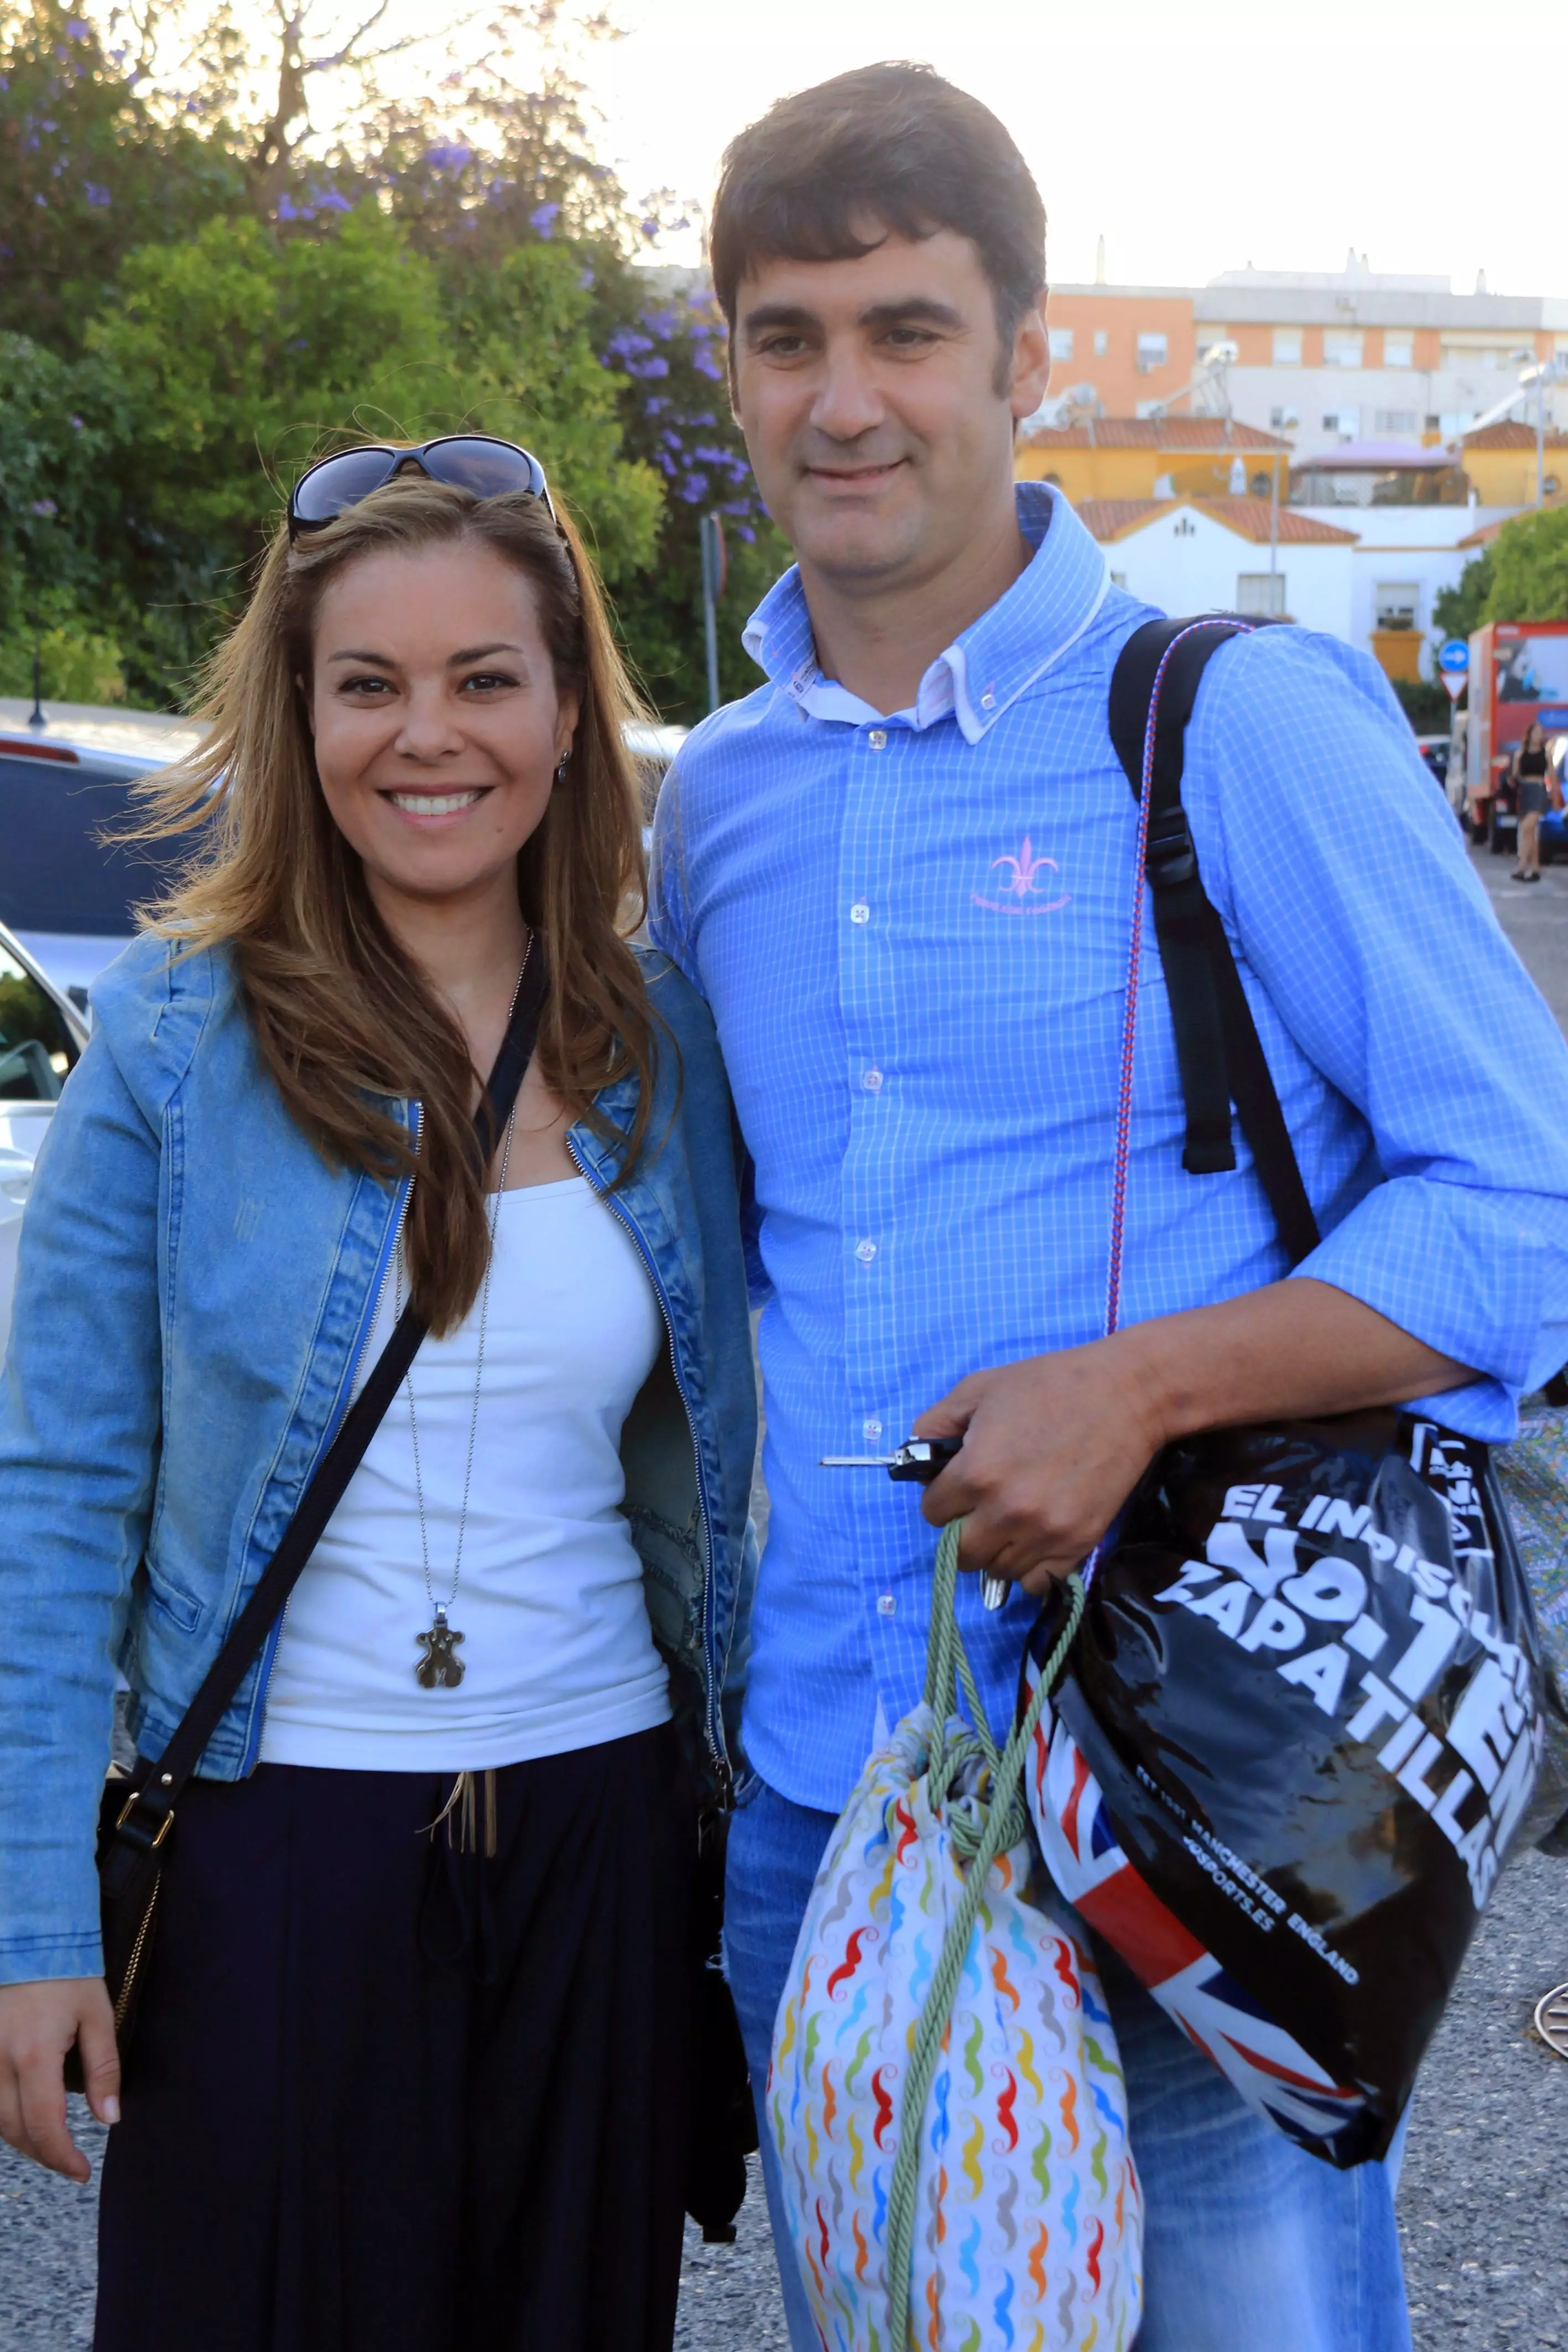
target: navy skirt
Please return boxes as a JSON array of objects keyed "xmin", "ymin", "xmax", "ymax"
[{"xmin": 95, "ymin": 1726, "xmax": 693, "ymax": 2352}]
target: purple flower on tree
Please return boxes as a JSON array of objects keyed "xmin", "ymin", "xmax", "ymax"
[
  {"xmin": 423, "ymin": 143, "xmax": 473, "ymax": 173},
  {"xmin": 530, "ymin": 201, "xmax": 560, "ymax": 237},
  {"xmin": 82, "ymin": 182, "xmax": 110, "ymax": 207}
]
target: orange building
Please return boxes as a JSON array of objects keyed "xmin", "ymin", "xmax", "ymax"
[
  {"xmin": 1016, "ymin": 417, "xmax": 1290, "ymax": 506},
  {"xmin": 1042, "ymin": 287, "xmax": 1198, "ymax": 418},
  {"xmin": 1457, "ymin": 421, "xmax": 1568, "ymax": 508}
]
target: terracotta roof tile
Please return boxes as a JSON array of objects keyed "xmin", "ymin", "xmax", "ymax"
[
  {"xmin": 1076, "ymin": 496, "xmax": 1357, "ymax": 546},
  {"xmin": 1460, "ymin": 420, "xmax": 1568, "ymax": 450},
  {"xmin": 1023, "ymin": 416, "xmax": 1288, "ymax": 452}
]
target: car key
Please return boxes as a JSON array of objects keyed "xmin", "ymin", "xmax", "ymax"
[{"xmin": 819, "ymin": 1437, "xmax": 1010, "ymax": 1609}]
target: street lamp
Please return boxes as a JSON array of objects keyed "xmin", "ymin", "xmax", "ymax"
[{"xmin": 1507, "ymin": 350, "xmax": 1566, "ymax": 506}]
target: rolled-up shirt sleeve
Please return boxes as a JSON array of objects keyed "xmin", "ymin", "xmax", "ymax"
[{"xmin": 1188, "ymin": 623, "xmax": 1568, "ymax": 1439}]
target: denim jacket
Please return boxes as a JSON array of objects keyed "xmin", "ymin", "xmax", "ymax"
[{"xmin": 0, "ymin": 935, "xmax": 758, "ymax": 1985}]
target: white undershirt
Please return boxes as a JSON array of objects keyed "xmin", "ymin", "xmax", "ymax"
[{"xmin": 259, "ymin": 1177, "xmax": 670, "ymax": 1770}]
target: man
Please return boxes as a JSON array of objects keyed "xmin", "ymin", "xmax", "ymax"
[{"xmin": 649, "ymin": 63, "xmax": 1568, "ymax": 2350}]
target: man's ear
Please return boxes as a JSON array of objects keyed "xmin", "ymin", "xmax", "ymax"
[{"xmin": 1008, "ymin": 292, "xmax": 1051, "ymax": 423}]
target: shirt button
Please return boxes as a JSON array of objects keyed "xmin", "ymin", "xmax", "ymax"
[
  {"xmin": 863, "ymin": 1067, "xmax": 884, "ymax": 1092},
  {"xmin": 868, "ymin": 729, "xmax": 887, "ymax": 750},
  {"xmin": 855, "ymin": 1239, "xmax": 878, "ymax": 1265},
  {"xmin": 850, "ymin": 901, "xmax": 870, "ymax": 925},
  {"xmin": 981, "ymin": 689, "xmax": 996, "ymax": 710},
  {"xmin": 877, "ymin": 1593, "xmax": 897, "ymax": 1617},
  {"xmin": 863, "ymin": 1416, "xmax": 883, "ymax": 1443}
]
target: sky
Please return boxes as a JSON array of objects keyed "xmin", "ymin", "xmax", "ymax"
[{"xmin": 584, "ymin": 0, "xmax": 1568, "ymax": 299}]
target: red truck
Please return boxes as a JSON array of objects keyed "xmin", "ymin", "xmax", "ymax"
[{"xmin": 1465, "ymin": 618, "xmax": 1568, "ymax": 854}]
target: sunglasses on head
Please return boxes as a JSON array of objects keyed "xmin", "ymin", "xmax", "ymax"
[{"xmin": 287, "ymin": 435, "xmax": 556, "ymax": 543}]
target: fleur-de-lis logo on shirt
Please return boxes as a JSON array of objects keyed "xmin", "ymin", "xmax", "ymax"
[{"xmin": 973, "ymin": 835, "xmax": 1070, "ymax": 917}]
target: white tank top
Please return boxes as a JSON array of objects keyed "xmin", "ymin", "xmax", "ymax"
[{"xmin": 259, "ymin": 1177, "xmax": 670, "ymax": 1770}]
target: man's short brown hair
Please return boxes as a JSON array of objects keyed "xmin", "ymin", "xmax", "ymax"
[{"xmin": 710, "ymin": 63, "xmax": 1046, "ymax": 349}]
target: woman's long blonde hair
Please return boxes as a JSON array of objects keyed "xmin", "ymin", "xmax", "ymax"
[{"xmin": 139, "ymin": 474, "xmax": 657, "ymax": 1334}]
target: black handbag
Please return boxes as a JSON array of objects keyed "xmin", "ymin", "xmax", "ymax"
[
  {"xmin": 1019, "ymin": 618, "xmax": 1552, "ymax": 2167},
  {"xmin": 67, "ymin": 946, "xmax": 548, "ymax": 2091}
]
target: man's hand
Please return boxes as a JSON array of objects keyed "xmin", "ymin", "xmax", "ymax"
[
  {"xmin": 915, "ymin": 1278, "xmax": 1471, "ymax": 1594},
  {"xmin": 0, "ymin": 1978, "xmax": 119, "ymax": 2182},
  {"xmin": 915, "ymin": 1335, "xmax": 1165, "ymax": 1593}
]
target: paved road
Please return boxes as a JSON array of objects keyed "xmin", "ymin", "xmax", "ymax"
[{"xmin": 3, "ymin": 834, "xmax": 1564, "ymax": 2348}]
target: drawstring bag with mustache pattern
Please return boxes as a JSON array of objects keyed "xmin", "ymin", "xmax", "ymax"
[{"xmin": 768, "ymin": 1522, "xmax": 1142, "ymax": 2351}]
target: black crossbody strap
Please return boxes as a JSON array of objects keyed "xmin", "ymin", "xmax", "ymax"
[
  {"xmin": 103, "ymin": 942, "xmax": 549, "ymax": 1887},
  {"xmin": 1108, "ymin": 616, "xmax": 1321, "ymax": 1268}
]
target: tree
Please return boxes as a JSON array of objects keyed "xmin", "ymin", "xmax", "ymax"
[
  {"xmin": 0, "ymin": 330, "xmax": 133, "ymax": 691},
  {"xmin": 1485, "ymin": 506, "xmax": 1568, "ymax": 623},
  {"xmin": 1431, "ymin": 550, "xmax": 1494, "ymax": 649},
  {"xmin": 594, "ymin": 272, "xmax": 788, "ymax": 719},
  {"xmin": 0, "ymin": 3, "xmax": 241, "ymax": 347}
]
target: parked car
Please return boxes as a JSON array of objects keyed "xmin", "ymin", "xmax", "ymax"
[
  {"xmin": 0, "ymin": 918, "xmax": 88, "ymax": 1348},
  {"xmin": 1413, "ymin": 734, "xmax": 1451, "ymax": 793},
  {"xmin": 0, "ymin": 698, "xmax": 205, "ymax": 1003}
]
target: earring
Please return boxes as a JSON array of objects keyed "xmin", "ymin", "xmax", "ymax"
[{"xmin": 555, "ymin": 753, "xmax": 570, "ymax": 783}]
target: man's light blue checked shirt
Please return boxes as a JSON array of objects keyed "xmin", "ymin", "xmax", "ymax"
[{"xmin": 649, "ymin": 483, "xmax": 1568, "ymax": 1817}]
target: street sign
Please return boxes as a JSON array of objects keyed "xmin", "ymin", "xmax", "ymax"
[
  {"xmin": 1437, "ymin": 638, "xmax": 1470, "ymax": 675},
  {"xmin": 1442, "ymin": 672, "xmax": 1466, "ymax": 703}
]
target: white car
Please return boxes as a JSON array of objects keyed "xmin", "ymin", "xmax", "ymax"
[{"xmin": 0, "ymin": 920, "xmax": 89, "ymax": 1349}]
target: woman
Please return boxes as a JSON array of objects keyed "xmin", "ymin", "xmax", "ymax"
[
  {"xmin": 0, "ymin": 439, "xmax": 758, "ymax": 2351},
  {"xmin": 1510, "ymin": 718, "xmax": 1558, "ymax": 881}
]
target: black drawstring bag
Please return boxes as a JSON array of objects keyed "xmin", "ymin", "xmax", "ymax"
[{"xmin": 1021, "ymin": 619, "xmax": 1550, "ymax": 2169}]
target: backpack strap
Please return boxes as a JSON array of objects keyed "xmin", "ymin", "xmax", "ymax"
[{"xmin": 1108, "ymin": 616, "xmax": 1321, "ymax": 1268}]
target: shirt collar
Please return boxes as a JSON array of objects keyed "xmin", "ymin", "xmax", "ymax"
[{"xmin": 741, "ymin": 482, "xmax": 1109, "ymax": 745}]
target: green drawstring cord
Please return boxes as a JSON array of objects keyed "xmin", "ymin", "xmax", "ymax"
[{"xmin": 883, "ymin": 1523, "xmax": 1084, "ymax": 2351}]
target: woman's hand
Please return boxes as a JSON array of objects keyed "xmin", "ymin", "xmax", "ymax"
[{"xmin": 0, "ymin": 1978, "xmax": 119, "ymax": 2182}]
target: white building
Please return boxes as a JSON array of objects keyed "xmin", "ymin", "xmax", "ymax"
[{"xmin": 1080, "ymin": 498, "xmax": 1357, "ymax": 639}]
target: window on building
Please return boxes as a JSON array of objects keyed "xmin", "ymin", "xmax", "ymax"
[
  {"xmin": 1049, "ymin": 326, "xmax": 1075, "ymax": 361},
  {"xmin": 1324, "ymin": 330, "xmax": 1364, "ymax": 368},
  {"xmin": 1374, "ymin": 409, "xmax": 1419, "ymax": 435},
  {"xmin": 1383, "ymin": 335, "xmax": 1414, "ymax": 368},
  {"xmin": 1272, "ymin": 329, "xmax": 1302, "ymax": 365},
  {"xmin": 1093, "ymin": 330, "xmax": 1108, "ymax": 357},
  {"xmin": 1321, "ymin": 408, "xmax": 1361, "ymax": 437},
  {"xmin": 1135, "ymin": 331, "xmax": 1169, "ymax": 374},
  {"xmin": 1236, "ymin": 574, "xmax": 1287, "ymax": 617},
  {"xmin": 1374, "ymin": 583, "xmax": 1420, "ymax": 631}
]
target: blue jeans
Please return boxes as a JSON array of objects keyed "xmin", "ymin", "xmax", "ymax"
[{"xmin": 725, "ymin": 1778, "xmax": 1413, "ymax": 2352}]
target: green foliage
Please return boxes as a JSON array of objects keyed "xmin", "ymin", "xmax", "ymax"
[
  {"xmin": 0, "ymin": 4, "xmax": 243, "ymax": 349},
  {"xmin": 1485, "ymin": 506, "xmax": 1568, "ymax": 623},
  {"xmin": 0, "ymin": 623, "xmax": 126, "ymax": 703},
  {"xmin": 440, "ymin": 242, "xmax": 663, "ymax": 586},
  {"xmin": 1432, "ymin": 551, "xmax": 1494, "ymax": 649},
  {"xmin": 1389, "ymin": 678, "xmax": 1451, "ymax": 733},
  {"xmin": 0, "ymin": 3, "xmax": 775, "ymax": 716},
  {"xmin": 87, "ymin": 209, "xmax": 455, "ymax": 545},
  {"xmin": 590, "ymin": 269, "xmax": 786, "ymax": 719}
]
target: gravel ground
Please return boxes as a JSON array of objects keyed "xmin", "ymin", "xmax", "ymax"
[{"xmin": 6, "ymin": 1845, "xmax": 1561, "ymax": 2350}]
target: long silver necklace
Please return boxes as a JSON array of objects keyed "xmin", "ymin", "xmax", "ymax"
[
  {"xmin": 402, "ymin": 1100, "xmax": 514, "ymax": 1688},
  {"xmin": 402, "ymin": 947, "xmax": 530, "ymax": 1688}
]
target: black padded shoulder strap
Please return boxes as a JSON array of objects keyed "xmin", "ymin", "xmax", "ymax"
[
  {"xmin": 1108, "ymin": 616, "xmax": 1320, "ymax": 1268},
  {"xmin": 103, "ymin": 941, "xmax": 549, "ymax": 1887}
]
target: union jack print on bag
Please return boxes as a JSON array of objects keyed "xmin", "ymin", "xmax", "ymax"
[{"xmin": 1023, "ymin": 1678, "xmax": 1369, "ymax": 2160}]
